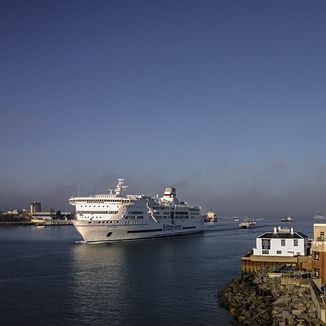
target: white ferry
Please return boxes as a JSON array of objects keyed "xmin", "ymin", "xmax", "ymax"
[
  {"xmin": 69, "ymin": 179, "xmax": 204, "ymax": 242},
  {"xmin": 239, "ymin": 218, "xmax": 257, "ymax": 229}
]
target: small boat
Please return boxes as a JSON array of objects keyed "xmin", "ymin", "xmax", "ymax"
[
  {"xmin": 36, "ymin": 223, "xmax": 45, "ymax": 228},
  {"xmin": 281, "ymin": 215, "xmax": 292, "ymax": 222},
  {"xmin": 239, "ymin": 218, "xmax": 256, "ymax": 229},
  {"xmin": 313, "ymin": 213, "xmax": 326, "ymax": 220}
]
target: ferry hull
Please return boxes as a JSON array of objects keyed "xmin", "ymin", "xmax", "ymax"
[{"xmin": 73, "ymin": 219, "xmax": 204, "ymax": 242}]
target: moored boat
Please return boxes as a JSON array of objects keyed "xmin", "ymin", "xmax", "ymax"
[{"xmin": 69, "ymin": 179, "xmax": 204, "ymax": 242}]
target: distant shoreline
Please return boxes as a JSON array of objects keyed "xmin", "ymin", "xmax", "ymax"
[
  {"xmin": 0, "ymin": 221, "xmax": 73, "ymax": 226},
  {"xmin": 0, "ymin": 222, "xmax": 34, "ymax": 226}
]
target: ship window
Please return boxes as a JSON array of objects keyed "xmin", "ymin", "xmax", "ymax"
[{"xmin": 106, "ymin": 232, "xmax": 112, "ymax": 237}]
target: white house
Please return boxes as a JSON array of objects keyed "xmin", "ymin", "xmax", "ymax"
[{"xmin": 253, "ymin": 226, "xmax": 310, "ymax": 257}]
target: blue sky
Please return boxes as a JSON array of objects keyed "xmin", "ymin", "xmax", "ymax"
[{"xmin": 1, "ymin": 0, "xmax": 326, "ymax": 218}]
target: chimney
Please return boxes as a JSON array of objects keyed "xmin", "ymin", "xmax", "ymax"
[
  {"xmin": 291, "ymin": 227, "xmax": 294, "ymax": 235},
  {"xmin": 274, "ymin": 227, "xmax": 277, "ymax": 234}
]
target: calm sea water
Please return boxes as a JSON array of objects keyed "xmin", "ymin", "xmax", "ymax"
[{"xmin": 0, "ymin": 217, "xmax": 316, "ymax": 325}]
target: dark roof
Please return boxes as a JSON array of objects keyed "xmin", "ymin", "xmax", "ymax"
[{"xmin": 258, "ymin": 231, "xmax": 308, "ymax": 239}]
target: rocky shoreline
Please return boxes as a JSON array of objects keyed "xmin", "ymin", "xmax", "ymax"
[{"xmin": 218, "ymin": 268, "xmax": 325, "ymax": 325}]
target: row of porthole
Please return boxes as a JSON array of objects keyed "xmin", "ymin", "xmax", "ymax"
[
  {"xmin": 80, "ymin": 205, "xmax": 119, "ymax": 208},
  {"xmin": 90, "ymin": 220, "xmax": 137, "ymax": 225},
  {"xmin": 88, "ymin": 220, "xmax": 119, "ymax": 224}
]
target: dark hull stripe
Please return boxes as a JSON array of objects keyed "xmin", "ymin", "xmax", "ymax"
[
  {"xmin": 83, "ymin": 230, "xmax": 203, "ymax": 243},
  {"xmin": 127, "ymin": 229, "xmax": 162, "ymax": 234}
]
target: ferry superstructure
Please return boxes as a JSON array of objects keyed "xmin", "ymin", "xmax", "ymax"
[{"xmin": 69, "ymin": 179, "xmax": 204, "ymax": 242}]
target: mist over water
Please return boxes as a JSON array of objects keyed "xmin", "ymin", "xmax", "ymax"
[{"xmin": 0, "ymin": 217, "xmax": 315, "ymax": 325}]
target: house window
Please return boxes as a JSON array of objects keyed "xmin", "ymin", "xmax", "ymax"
[
  {"xmin": 281, "ymin": 239, "xmax": 285, "ymax": 246},
  {"xmin": 262, "ymin": 239, "xmax": 270, "ymax": 249},
  {"xmin": 314, "ymin": 268, "xmax": 320, "ymax": 278},
  {"xmin": 277, "ymin": 250, "xmax": 281, "ymax": 254},
  {"xmin": 262, "ymin": 250, "xmax": 269, "ymax": 255},
  {"xmin": 294, "ymin": 239, "xmax": 298, "ymax": 246},
  {"xmin": 314, "ymin": 252, "xmax": 320, "ymax": 260},
  {"xmin": 321, "ymin": 232, "xmax": 325, "ymax": 239}
]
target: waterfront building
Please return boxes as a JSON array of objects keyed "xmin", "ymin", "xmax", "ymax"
[
  {"xmin": 311, "ymin": 224, "xmax": 326, "ymax": 287},
  {"xmin": 242, "ymin": 226, "xmax": 310, "ymax": 273},
  {"xmin": 253, "ymin": 226, "xmax": 310, "ymax": 257}
]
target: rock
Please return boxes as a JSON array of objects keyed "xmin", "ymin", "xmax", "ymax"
[
  {"xmin": 287, "ymin": 316, "xmax": 295, "ymax": 324},
  {"xmin": 218, "ymin": 267, "xmax": 323, "ymax": 325},
  {"xmin": 263, "ymin": 312, "xmax": 270, "ymax": 321},
  {"xmin": 237, "ymin": 315, "xmax": 246, "ymax": 323}
]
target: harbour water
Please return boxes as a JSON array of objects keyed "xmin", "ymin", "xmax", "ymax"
[{"xmin": 0, "ymin": 217, "xmax": 316, "ymax": 325}]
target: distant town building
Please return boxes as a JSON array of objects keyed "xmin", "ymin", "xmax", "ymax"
[
  {"xmin": 30, "ymin": 202, "xmax": 41, "ymax": 215},
  {"xmin": 30, "ymin": 211, "xmax": 73, "ymax": 223}
]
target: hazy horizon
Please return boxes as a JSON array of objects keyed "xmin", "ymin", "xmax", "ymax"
[{"xmin": 1, "ymin": 1, "xmax": 326, "ymax": 218}]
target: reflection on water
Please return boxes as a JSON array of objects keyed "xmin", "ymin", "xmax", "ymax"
[{"xmin": 70, "ymin": 234, "xmax": 234, "ymax": 326}]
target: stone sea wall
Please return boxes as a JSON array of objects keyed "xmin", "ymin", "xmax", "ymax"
[{"xmin": 218, "ymin": 268, "xmax": 325, "ymax": 325}]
